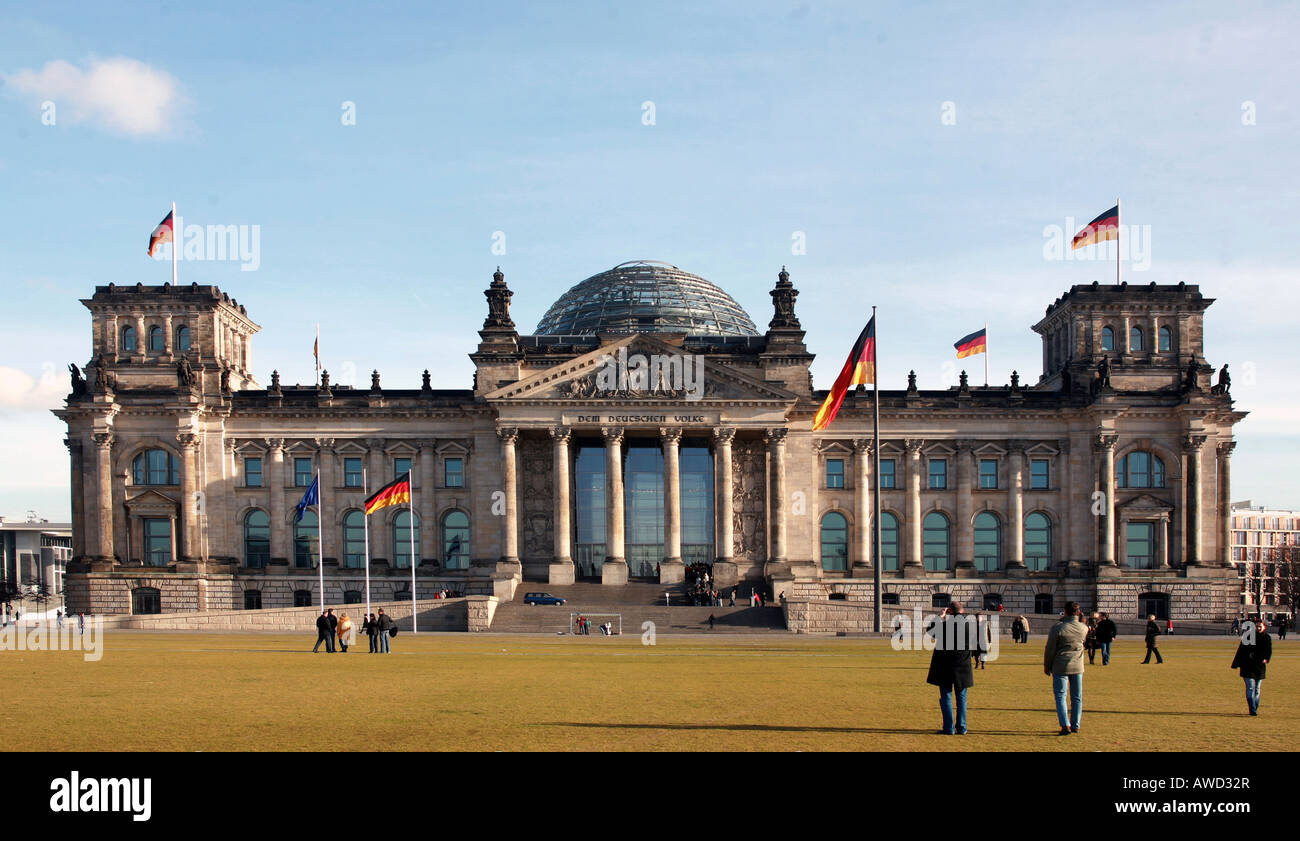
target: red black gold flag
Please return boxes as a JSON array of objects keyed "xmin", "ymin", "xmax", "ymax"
[
  {"xmin": 147, "ymin": 210, "xmax": 175, "ymax": 257},
  {"xmin": 1070, "ymin": 205, "xmax": 1119, "ymax": 249},
  {"xmin": 954, "ymin": 328, "xmax": 987, "ymax": 359},
  {"xmin": 364, "ymin": 473, "xmax": 411, "ymax": 515},
  {"xmin": 812, "ymin": 317, "xmax": 875, "ymax": 432}
]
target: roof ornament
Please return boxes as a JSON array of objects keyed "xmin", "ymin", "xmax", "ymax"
[
  {"xmin": 483, "ymin": 266, "xmax": 515, "ymax": 330},
  {"xmin": 768, "ymin": 265, "xmax": 801, "ymax": 331}
]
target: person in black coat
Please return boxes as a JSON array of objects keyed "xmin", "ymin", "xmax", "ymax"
[
  {"xmin": 324, "ymin": 608, "xmax": 338, "ymax": 652},
  {"xmin": 1142, "ymin": 615, "xmax": 1163, "ymax": 664},
  {"xmin": 1230, "ymin": 619, "xmax": 1272, "ymax": 715},
  {"xmin": 313, "ymin": 611, "xmax": 333, "ymax": 653},
  {"xmin": 926, "ymin": 602, "xmax": 975, "ymax": 735},
  {"xmin": 1095, "ymin": 612, "xmax": 1117, "ymax": 665}
]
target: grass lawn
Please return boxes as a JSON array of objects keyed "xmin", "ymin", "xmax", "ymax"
[{"xmin": 1, "ymin": 631, "xmax": 1291, "ymax": 752}]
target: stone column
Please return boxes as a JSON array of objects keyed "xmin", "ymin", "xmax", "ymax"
[
  {"xmin": 1006, "ymin": 443, "xmax": 1025, "ymax": 569},
  {"xmin": 497, "ymin": 427, "xmax": 520, "ymax": 565},
  {"xmin": 104, "ymin": 314, "xmax": 118, "ymax": 361},
  {"xmin": 712, "ymin": 428, "xmax": 736, "ymax": 586},
  {"xmin": 954, "ymin": 442, "xmax": 974, "ymax": 572},
  {"xmin": 1096, "ymin": 434, "xmax": 1118, "ymax": 566},
  {"xmin": 1159, "ymin": 515, "xmax": 1171, "ymax": 568},
  {"xmin": 134, "ymin": 315, "xmax": 146, "ymax": 359},
  {"xmin": 904, "ymin": 439, "xmax": 924, "ymax": 571},
  {"xmin": 1217, "ymin": 441, "xmax": 1235, "ymax": 568},
  {"xmin": 317, "ymin": 439, "xmax": 337, "ymax": 563},
  {"xmin": 1184, "ymin": 434, "xmax": 1206, "ymax": 566},
  {"xmin": 64, "ymin": 438, "xmax": 86, "ymax": 559},
  {"xmin": 602, "ymin": 426, "xmax": 627, "ymax": 584},
  {"xmin": 91, "ymin": 432, "xmax": 115, "ymax": 565},
  {"xmin": 177, "ymin": 431, "xmax": 201, "ymax": 563},
  {"xmin": 661, "ymin": 428, "xmax": 683, "ymax": 582},
  {"xmin": 853, "ymin": 439, "xmax": 872, "ymax": 573},
  {"xmin": 549, "ymin": 426, "xmax": 575, "ymax": 585},
  {"xmin": 266, "ymin": 438, "xmax": 288, "ymax": 564},
  {"xmin": 418, "ymin": 440, "xmax": 437, "ymax": 565},
  {"xmin": 766, "ymin": 428, "xmax": 788, "ymax": 564},
  {"xmin": 163, "ymin": 314, "xmax": 174, "ymax": 357}
]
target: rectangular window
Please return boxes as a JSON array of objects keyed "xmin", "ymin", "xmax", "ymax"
[
  {"xmin": 1030, "ymin": 459, "xmax": 1050, "ymax": 490},
  {"xmin": 978, "ymin": 459, "xmax": 998, "ymax": 490},
  {"xmin": 394, "ymin": 457, "xmax": 412, "ymax": 481},
  {"xmin": 1126, "ymin": 522, "xmax": 1155, "ymax": 569},
  {"xmin": 879, "ymin": 459, "xmax": 896, "ymax": 489},
  {"xmin": 143, "ymin": 518, "xmax": 172, "ymax": 566},
  {"xmin": 826, "ymin": 458, "xmax": 845, "ymax": 489},
  {"xmin": 344, "ymin": 458, "xmax": 363, "ymax": 488},
  {"xmin": 294, "ymin": 457, "xmax": 313, "ymax": 487},
  {"xmin": 445, "ymin": 457, "xmax": 464, "ymax": 488},
  {"xmin": 244, "ymin": 457, "xmax": 262, "ymax": 488},
  {"xmin": 928, "ymin": 459, "xmax": 947, "ymax": 490}
]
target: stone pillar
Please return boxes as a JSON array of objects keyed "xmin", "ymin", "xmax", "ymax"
[
  {"xmin": 661, "ymin": 428, "xmax": 683, "ymax": 582},
  {"xmin": 1159, "ymin": 515, "xmax": 1171, "ymax": 568},
  {"xmin": 1096, "ymin": 434, "xmax": 1117, "ymax": 566},
  {"xmin": 712, "ymin": 428, "xmax": 736, "ymax": 586},
  {"xmin": 177, "ymin": 431, "xmax": 201, "ymax": 562},
  {"xmin": 64, "ymin": 438, "xmax": 86, "ymax": 559},
  {"xmin": 602, "ymin": 426, "xmax": 627, "ymax": 584},
  {"xmin": 163, "ymin": 314, "xmax": 174, "ymax": 357},
  {"xmin": 1184, "ymin": 434, "xmax": 1206, "ymax": 566},
  {"xmin": 954, "ymin": 442, "xmax": 974, "ymax": 572},
  {"xmin": 1217, "ymin": 441, "xmax": 1235, "ymax": 568},
  {"xmin": 418, "ymin": 440, "xmax": 437, "ymax": 565},
  {"xmin": 766, "ymin": 428, "xmax": 788, "ymax": 564},
  {"xmin": 266, "ymin": 438, "xmax": 288, "ymax": 564},
  {"xmin": 498, "ymin": 427, "xmax": 520, "ymax": 564},
  {"xmin": 853, "ymin": 439, "xmax": 872, "ymax": 573},
  {"xmin": 1006, "ymin": 443, "xmax": 1025, "ymax": 569},
  {"xmin": 904, "ymin": 439, "xmax": 923, "ymax": 571},
  {"xmin": 91, "ymin": 432, "xmax": 114, "ymax": 564},
  {"xmin": 317, "ymin": 438, "xmax": 337, "ymax": 563},
  {"xmin": 134, "ymin": 315, "xmax": 146, "ymax": 358},
  {"xmin": 549, "ymin": 426, "xmax": 575, "ymax": 585},
  {"xmin": 104, "ymin": 314, "xmax": 118, "ymax": 360}
]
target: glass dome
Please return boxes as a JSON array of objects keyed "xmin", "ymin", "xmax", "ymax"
[{"xmin": 533, "ymin": 261, "xmax": 759, "ymax": 337}]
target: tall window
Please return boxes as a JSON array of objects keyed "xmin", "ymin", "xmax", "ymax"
[
  {"xmin": 928, "ymin": 459, "xmax": 947, "ymax": 490},
  {"xmin": 1030, "ymin": 459, "xmax": 1050, "ymax": 490},
  {"xmin": 294, "ymin": 590, "xmax": 313, "ymax": 607},
  {"xmin": 143, "ymin": 518, "xmax": 171, "ymax": 566},
  {"xmin": 879, "ymin": 512, "xmax": 900, "ymax": 571},
  {"xmin": 1117, "ymin": 451, "xmax": 1165, "ymax": 489},
  {"xmin": 121, "ymin": 325, "xmax": 137, "ymax": 352},
  {"xmin": 133, "ymin": 449, "xmax": 178, "ymax": 485},
  {"xmin": 1101, "ymin": 326, "xmax": 1115, "ymax": 351},
  {"xmin": 979, "ymin": 459, "xmax": 998, "ymax": 490},
  {"xmin": 679, "ymin": 442, "xmax": 714, "ymax": 565},
  {"xmin": 442, "ymin": 511, "xmax": 470, "ymax": 569},
  {"xmin": 294, "ymin": 457, "xmax": 313, "ymax": 487},
  {"xmin": 244, "ymin": 510, "xmax": 270, "ymax": 568},
  {"xmin": 394, "ymin": 457, "xmax": 412, "ymax": 480},
  {"xmin": 1130, "ymin": 326, "xmax": 1144, "ymax": 352},
  {"xmin": 148, "ymin": 325, "xmax": 164, "ymax": 352},
  {"xmin": 344, "ymin": 458, "xmax": 363, "ymax": 488},
  {"xmin": 244, "ymin": 590, "xmax": 262, "ymax": 610},
  {"xmin": 820, "ymin": 512, "xmax": 848, "ymax": 571},
  {"xmin": 826, "ymin": 459, "xmax": 845, "ymax": 489},
  {"xmin": 1024, "ymin": 512, "xmax": 1052, "ymax": 571},
  {"xmin": 445, "ymin": 457, "xmax": 464, "ymax": 488},
  {"xmin": 923, "ymin": 512, "xmax": 950, "ymax": 571},
  {"xmin": 973, "ymin": 512, "xmax": 1001, "ymax": 571},
  {"xmin": 132, "ymin": 587, "xmax": 161, "ymax": 615},
  {"xmin": 176, "ymin": 325, "xmax": 191, "ymax": 352},
  {"xmin": 1034, "ymin": 593, "xmax": 1054, "ymax": 614},
  {"xmin": 244, "ymin": 457, "xmax": 263, "ymax": 488},
  {"xmin": 294, "ymin": 510, "xmax": 318, "ymax": 568},
  {"xmin": 1158, "ymin": 326, "xmax": 1172, "ymax": 352},
  {"xmin": 1127, "ymin": 522, "xmax": 1156, "ymax": 569},
  {"xmin": 343, "ymin": 510, "xmax": 365, "ymax": 568},
  {"xmin": 879, "ymin": 459, "xmax": 896, "ymax": 489},
  {"xmin": 393, "ymin": 510, "xmax": 421, "ymax": 568}
]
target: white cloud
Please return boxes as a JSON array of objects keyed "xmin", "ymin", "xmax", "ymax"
[
  {"xmin": 0, "ymin": 364, "xmax": 68, "ymax": 412},
  {"xmin": 2, "ymin": 57, "xmax": 184, "ymax": 136}
]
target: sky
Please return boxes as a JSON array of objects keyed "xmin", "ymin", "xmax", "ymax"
[{"xmin": 1, "ymin": 0, "xmax": 1297, "ymax": 520}]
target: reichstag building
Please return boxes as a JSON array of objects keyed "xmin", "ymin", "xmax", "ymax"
[{"xmin": 56, "ymin": 261, "xmax": 1244, "ymax": 620}]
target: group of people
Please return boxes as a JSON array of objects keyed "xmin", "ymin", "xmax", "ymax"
[
  {"xmin": 313, "ymin": 607, "xmax": 397, "ymax": 653},
  {"xmin": 1009, "ymin": 615, "xmax": 1030, "ymax": 643},
  {"xmin": 573, "ymin": 616, "xmax": 615, "ymax": 635}
]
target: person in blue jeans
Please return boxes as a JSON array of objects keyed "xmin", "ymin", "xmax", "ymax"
[
  {"xmin": 376, "ymin": 608, "xmax": 393, "ymax": 653},
  {"xmin": 1095, "ymin": 612, "xmax": 1117, "ymax": 666},
  {"xmin": 1043, "ymin": 601, "xmax": 1087, "ymax": 735},
  {"xmin": 926, "ymin": 602, "xmax": 975, "ymax": 735},
  {"xmin": 1230, "ymin": 619, "xmax": 1271, "ymax": 715}
]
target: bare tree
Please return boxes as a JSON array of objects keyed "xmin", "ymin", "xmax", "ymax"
[{"xmin": 1273, "ymin": 545, "xmax": 1299, "ymax": 631}]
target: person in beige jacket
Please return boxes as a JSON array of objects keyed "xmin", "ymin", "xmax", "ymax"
[{"xmin": 1043, "ymin": 601, "xmax": 1087, "ymax": 735}]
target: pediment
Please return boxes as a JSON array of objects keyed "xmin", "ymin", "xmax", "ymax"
[
  {"xmin": 125, "ymin": 488, "xmax": 179, "ymax": 514},
  {"xmin": 1117, "ymin": 493, "xmax": 1175, "ymax": 514},
  {"xmin": 484, "ymin": 335, "xmax": 796, "ymax": 403}
]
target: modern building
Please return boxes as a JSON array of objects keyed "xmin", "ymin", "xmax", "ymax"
[
  {"xmin": 0, "ymin": 516, "xmax": 73, "ymax": 609},
  {"xmin": 1230, "ymin": 501, "xmax": 1299, "ymax": 622},
  {"xmin": 54, "ymin": 263, "xmax": 1245, "ymax": 620}
]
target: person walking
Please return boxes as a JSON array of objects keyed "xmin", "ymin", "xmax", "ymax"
[
  {"xmin": 78, "ymin": 613, "xmax": 85, "ymax": 635},
  {"xmin": 337, "ymin": 612, "xmax": 353, "ymax": 653},
  {"xmin": 1276, "ymin": 616, "xmax": 1289, "ymax": 640},
  {"xmin": 313, "ymin": 610, "xmax": 333, "ymax": 653},
  {"xmin": 729, "ymin": 588, "xmax": 736, "ymax": 607},
  {"xmin": 376, "ymin": 609, "xmax": 393, "ymax": 653},
  {"xmin": 1166, "ymin": 617, "xmax": 1174, "ymax": 635},
  {"xmin": 1230, "ymin": 619, "xmax": 1272, "ymax": 716},
  {"xmin": 1020, "ymin": 615, "xmax": 1030, "ymax": 644},
  {"xmin": 1142, "ymin": 615, "xmax": 1164, "ymax": 664},
  {"xmin": 326, "ymin": 608, "xmax": 338, "ymax": 651},
  {"xmin": 1095, "ymin": 612, "xmax": 1117, "ymax": 666},
  {"xmin": 1043, "ymin": 601, "xmax": 1087, "ymax": 735},
  {"xmin": 56, "ymin": 609, "xmax": 64, "ymax": 629},
  {"xmin": 1011, "ymin": 615, "xmax": 1023, "ymax": 644},
  {"xmin": 926, "ymin": 603, "xmax": 974, "ymax": 735},
  {"xmin": 1085, "ymin": 613, "xmax": 1099, "ymax": 665},
  {"xmin": 365, "ymin": 613, "xmax": 378, "ymax": 653},
  {"xmin": 708, "ymin": 613, "xmax": 716, "ymax": 631}
]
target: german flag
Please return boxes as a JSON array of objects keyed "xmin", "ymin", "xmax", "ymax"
[
  {"xmin": 812, "ymin": 317, "xmax": 875, "ymax": 432},
  {"xmin": 364, "ymin": 473, "xmax": 411, "ymax": 515},
  {"xmin": 954, "ymin": 328, "xmax": 987, "ymax": 359},
  {"xmin": 1071, "ymin": 205, "xmax": 1119, "ymax": 249},
  {"xmin": 147, "ymin": 209, "xmax": 174, "ymax": 257}
]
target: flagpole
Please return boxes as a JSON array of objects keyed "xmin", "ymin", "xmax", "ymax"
[
  {"xmin": 408, "ymin": 476, "xmax": 418, "ymax": 634},
  {"xmin": 872, "ymin": 305, "xmax": 882, "ymax": 634},
  {"xmin": 316, "ymin": 471, "xmax": 325, "ymax": 613},
  {"xmin": 984, "ymin": 321, "xmax": 989, "ymax": 387},
  {"xmin": 363, "ymin": 469, "xmax": 371, "ymax": 621},
  {"xmin": 1116, "ymin": 197, "xmax": 1122, "ymax": 286},
  {"xmin": 170, "ymin": 201, "xmax": 178, "ymax": 285}
]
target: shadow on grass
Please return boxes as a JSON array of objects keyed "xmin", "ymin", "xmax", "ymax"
[
  {"xmin": 980, "ymin": 708, "xmax": 1245, "ymax": 717},
  {"xmin": 539, "ymin": 722, "xmax": 1053, "ymax": 737}
]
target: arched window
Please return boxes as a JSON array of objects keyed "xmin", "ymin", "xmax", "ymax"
[
  {"xmin": 879, "ymin": 512, "xmax": 900, "ymax": 571},
  {"xmin": 393, "ymin": 510, "xmax": 421, "ymax": 568},
  {"xmin": 1130, "ymin": 325, "xmax": 1144, "ymax": 352},
  {"xmin": 1024, "ymin": 512, "xmax": 1052, "ymax": 571},
  {"xmin": 342, "ymin": 511, "xmax": 365, "ymax": 569},
  {"xmin": 442, "ymin": 511, "xmax": 470, "ymax": 569},
  {"xmin": 1158, "ymin": 326, "xmax": 1172, "ymax": 352},
  {"xmin": 1101, "ymin": 326, "xmax": 1115, "ymax": 351},
  {"xmin": 244, "ymin": 590, "xmax": 263, "ymax": 610},
  {"xmin": 121, "ymin": 325, "xmax": 137, "ymax": 352},
  {"xmin": 132, "ymin": 587, "xmax": 161, "ymax": 615},
  {"xmin": 244, "ymin": 509, "xmax": 270, "ymax": 568},
  {"xmin": 175, "ymin": 325, "xmax": 191, "ymax": 352},
  {"xmin": 1034, "ymin": 593, "xmax": 1054, "ymax": 615},
  {"xmin": 132, "ymin": 449, "xmax": 178, "ymax": 485},
  {"xmin": 1117, "ymin": 451, "xmax": 1166, "ymax": 489},
  {"xmin": 922, "ymin": 512, "xmax": 950, "ymax": 571},
  {"xmin": 148, "ymin": 325, "xmax": 164, "ymax": 352},
  {"xmin": 294, "ymin": 510, "xmax": 318, "ymax": 568},
  {"xmin": 820, "ymin": 511, "xmax": 849, "ymax": 572},
  {"xmin": 973, "ymin": 512, "xmax": 1001, "ymax": 571}
]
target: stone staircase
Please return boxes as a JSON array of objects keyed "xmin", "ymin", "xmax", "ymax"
[{"xmin": 489, "ymin": 580, "xmax": 786, "ymax": 634}]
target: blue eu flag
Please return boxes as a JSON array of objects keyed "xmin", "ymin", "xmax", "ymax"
[{"xmin": 294, "ymin": 475, "xmax": 319, "ymax": 522}]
